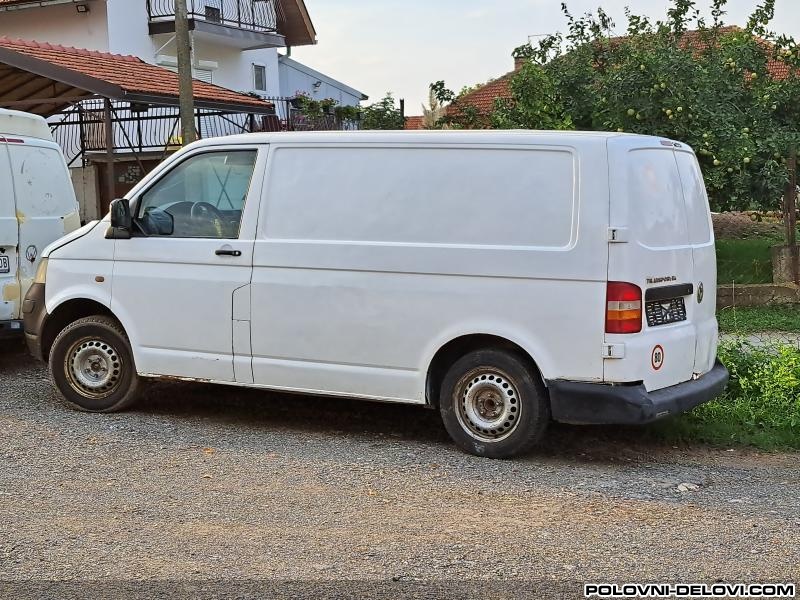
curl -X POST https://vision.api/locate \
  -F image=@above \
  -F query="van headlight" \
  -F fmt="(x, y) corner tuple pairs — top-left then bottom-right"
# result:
(34, 258), (48, 284)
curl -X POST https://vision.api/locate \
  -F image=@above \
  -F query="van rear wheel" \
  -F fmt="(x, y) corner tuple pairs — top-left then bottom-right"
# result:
(439, 349), (550, 459)
(49, 316), (141, 413)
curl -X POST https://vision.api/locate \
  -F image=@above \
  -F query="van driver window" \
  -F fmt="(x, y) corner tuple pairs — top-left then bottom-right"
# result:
(136, 150), (257, 239)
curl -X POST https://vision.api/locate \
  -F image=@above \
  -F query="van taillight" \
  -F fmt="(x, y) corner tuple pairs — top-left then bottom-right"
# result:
(606, 282), (642, 334)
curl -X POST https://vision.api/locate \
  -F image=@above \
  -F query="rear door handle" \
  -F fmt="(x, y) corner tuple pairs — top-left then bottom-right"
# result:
(215, 249), (242, 257)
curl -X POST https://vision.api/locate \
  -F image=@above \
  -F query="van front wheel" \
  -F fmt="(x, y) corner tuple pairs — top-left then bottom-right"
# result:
(49, 316), (141, 413)
(439, 349), (550, 459)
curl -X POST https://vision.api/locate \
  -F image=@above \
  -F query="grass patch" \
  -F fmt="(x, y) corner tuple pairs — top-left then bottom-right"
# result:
(718, 304), (800, 333)
(654, 339), (800, 451)
(716, 238), (777, 284)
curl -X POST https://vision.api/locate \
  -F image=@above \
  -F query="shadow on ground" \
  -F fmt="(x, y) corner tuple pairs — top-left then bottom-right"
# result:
(1, 343), (701, 462)
(139, 379), (672, 458)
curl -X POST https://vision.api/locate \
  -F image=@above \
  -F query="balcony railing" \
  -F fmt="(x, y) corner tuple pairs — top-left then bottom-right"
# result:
(146, 0), (283, 35)
(49, 97), (359, 168)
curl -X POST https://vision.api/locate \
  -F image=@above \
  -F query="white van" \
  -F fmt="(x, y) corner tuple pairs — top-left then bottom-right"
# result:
(0, 109), (80, 341)
(24, 131), (728, 458)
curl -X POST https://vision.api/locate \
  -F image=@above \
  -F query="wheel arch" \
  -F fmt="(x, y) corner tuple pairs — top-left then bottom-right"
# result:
(425, 333), (544, 408)
(40, 298), (123, 362)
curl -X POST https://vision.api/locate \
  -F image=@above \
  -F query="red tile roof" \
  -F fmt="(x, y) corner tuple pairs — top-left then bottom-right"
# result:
(450, 72), (516, 118)
(0, 37), (272, 109)
(404, 116), (425, 130)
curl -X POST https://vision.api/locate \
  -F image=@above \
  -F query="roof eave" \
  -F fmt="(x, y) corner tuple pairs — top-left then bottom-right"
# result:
(0, 45), (276, 114)
(121, 91), (274, 114)
(278, 54), (367, 100)
(0, 45), (125, 100)
(0, 0), (96, 12)
(280, 0), (317, 47)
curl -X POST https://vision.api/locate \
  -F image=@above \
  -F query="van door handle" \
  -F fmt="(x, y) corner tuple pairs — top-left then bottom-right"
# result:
(215, 248), (242, 257)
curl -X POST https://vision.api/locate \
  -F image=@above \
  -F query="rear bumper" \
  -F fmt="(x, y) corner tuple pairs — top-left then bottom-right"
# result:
(547, 361), (730, 425)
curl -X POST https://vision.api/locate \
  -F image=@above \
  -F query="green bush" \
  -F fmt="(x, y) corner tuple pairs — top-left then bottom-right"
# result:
(360, 93), (405, 130)
(659, 339), (800, 449)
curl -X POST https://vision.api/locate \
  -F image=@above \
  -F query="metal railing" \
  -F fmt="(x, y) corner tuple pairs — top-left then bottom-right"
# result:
(50, 99), (257, 167)
(254, 97), (361, 132)
(146, 0), (283, 34)
(48, 97), (360, 168)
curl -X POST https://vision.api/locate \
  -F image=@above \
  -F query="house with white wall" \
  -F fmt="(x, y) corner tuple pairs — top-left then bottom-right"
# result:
(0, 0), (367, 221)
(0, 0), (366, 105)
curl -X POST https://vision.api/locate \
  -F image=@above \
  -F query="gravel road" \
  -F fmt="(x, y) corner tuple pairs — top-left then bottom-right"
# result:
(1, 343), (798, 599)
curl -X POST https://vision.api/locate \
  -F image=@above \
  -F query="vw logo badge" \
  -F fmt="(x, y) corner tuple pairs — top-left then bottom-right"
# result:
(25, 245), (37, 263)
(697, 282), (704, 304)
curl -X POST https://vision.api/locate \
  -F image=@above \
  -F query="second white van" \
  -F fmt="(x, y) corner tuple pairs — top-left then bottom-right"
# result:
(24, 131), (728, 458)
(1, 109), (80, 342)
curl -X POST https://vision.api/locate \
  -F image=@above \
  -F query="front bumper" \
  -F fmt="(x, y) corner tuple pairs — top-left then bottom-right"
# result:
(547, 361), (730, 425)
(22, 282), (46, 361)
(0, 319), (23, 338)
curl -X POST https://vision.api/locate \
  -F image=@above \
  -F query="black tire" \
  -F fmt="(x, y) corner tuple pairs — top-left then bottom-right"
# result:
(49, 315), (141, 413)
(439, 349), (550, 459)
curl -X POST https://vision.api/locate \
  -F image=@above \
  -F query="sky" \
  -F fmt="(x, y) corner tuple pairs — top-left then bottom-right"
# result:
(291, 0), (800, 113)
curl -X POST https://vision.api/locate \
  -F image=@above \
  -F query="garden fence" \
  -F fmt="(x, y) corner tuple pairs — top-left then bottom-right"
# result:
(713, 210), (799, 349)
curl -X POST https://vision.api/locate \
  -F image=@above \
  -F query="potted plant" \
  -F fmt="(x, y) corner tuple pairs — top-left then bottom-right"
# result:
(334, 105), (361, 122)
(320, 98), (338, 115)
(290, 92), (309, 110)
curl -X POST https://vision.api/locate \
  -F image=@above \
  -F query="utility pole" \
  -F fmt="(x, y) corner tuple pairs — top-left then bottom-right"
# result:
(175, 0), (197, 145)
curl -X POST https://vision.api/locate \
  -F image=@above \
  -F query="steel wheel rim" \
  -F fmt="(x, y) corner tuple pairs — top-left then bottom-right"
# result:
(455, 367), (521, 442)
(64, 337), (123, 399)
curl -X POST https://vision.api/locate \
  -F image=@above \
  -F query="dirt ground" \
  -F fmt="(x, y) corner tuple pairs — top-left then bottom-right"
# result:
(1, 347), (798, 599)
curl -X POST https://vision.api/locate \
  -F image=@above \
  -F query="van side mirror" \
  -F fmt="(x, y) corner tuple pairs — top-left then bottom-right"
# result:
(106, 198), (132, 240)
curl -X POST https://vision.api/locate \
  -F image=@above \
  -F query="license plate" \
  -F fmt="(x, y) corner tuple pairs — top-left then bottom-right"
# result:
(0, 255), (9, 274)
(646, 297), (687, 327)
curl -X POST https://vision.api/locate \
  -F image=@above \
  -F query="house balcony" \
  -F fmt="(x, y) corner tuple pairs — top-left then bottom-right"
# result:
(147, 0), (287, 50)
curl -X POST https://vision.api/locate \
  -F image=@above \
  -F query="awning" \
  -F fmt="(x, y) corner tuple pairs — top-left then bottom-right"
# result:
(0, 37), (275, 115)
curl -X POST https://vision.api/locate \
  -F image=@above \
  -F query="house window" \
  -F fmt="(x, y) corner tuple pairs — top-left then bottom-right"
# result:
(204, 0), (222, 22)
(253, 64), (267, 92)
(162, 65), (213, 84)
(194, 68), (214, 84)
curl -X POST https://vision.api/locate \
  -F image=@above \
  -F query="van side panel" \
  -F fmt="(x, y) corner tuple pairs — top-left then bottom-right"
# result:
(250, 142), (610, 403)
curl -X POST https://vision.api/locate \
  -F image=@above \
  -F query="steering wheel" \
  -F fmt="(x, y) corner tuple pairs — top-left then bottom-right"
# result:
(190, 201), (225, 222)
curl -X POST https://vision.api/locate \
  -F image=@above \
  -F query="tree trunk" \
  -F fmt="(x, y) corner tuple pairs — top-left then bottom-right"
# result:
(785, 148), (799, 285)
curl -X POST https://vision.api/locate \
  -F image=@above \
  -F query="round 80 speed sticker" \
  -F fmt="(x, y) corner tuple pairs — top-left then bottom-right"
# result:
(651, 345), (665, 371)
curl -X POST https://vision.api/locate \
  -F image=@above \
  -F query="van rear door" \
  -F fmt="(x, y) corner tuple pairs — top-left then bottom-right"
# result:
(675, 150), (718, 375)
(0, 139), (20, 322)
(7, 138), (80, 306)
(606, 137), (713, 391)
